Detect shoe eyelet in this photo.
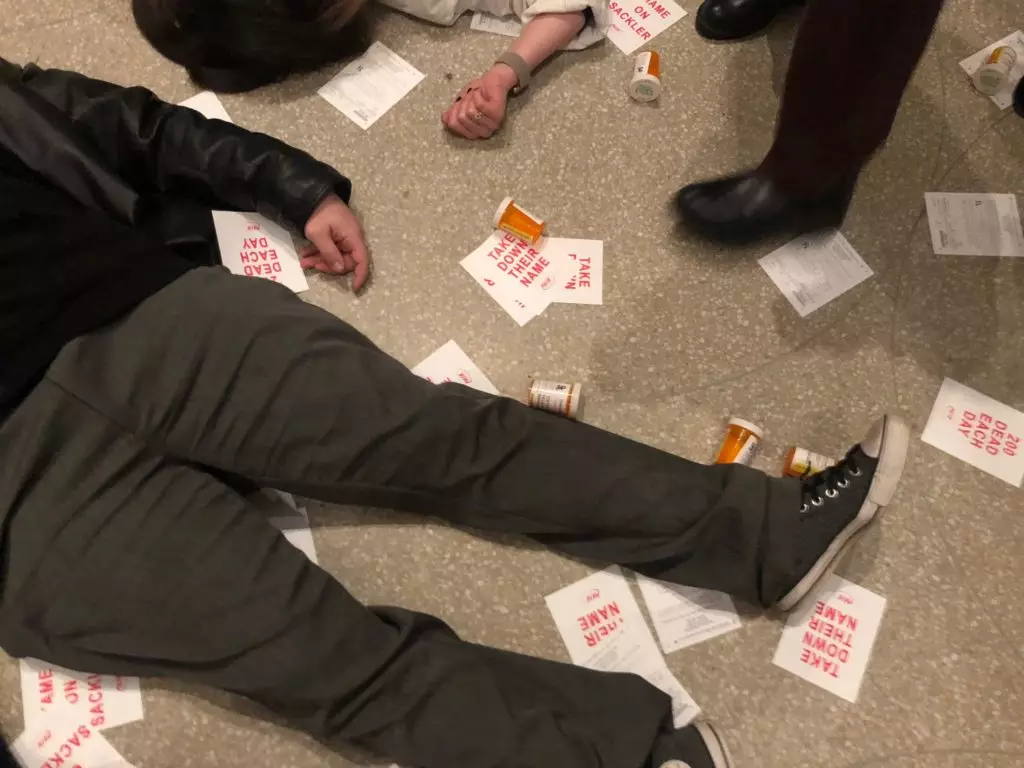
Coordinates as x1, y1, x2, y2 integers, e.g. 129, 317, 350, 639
825, 488, 838, 499
811, 496, 824, 507
837, 478, 850, 489
848, 466, 863, 477
800, 503, 809, 514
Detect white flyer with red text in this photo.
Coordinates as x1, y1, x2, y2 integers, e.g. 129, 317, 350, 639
13, 711, 131, 768
606, 0, 686, 55
921, 378, 1024, 486
772, 575, 886, 702
545, 567, 699, 726
19, 659, 144, 732
212, 211, 309, 293
413, 340, 500, 395
547, 239, 604, 306
461, 232, 568, 325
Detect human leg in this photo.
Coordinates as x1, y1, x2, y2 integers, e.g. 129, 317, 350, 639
45, 268, 907, 609
760, 0, 945, 196
0, 378, 691, 768
676, 0, 944, 243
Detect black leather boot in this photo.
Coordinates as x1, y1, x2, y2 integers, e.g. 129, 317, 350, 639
1014, 75, 1023, 117
695, 0, 804, 40
674, 170, 856, 245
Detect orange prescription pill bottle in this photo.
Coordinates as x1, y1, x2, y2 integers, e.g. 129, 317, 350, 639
528, 379, 583, 420
494, 197, 545, 245
974, 45, 1018, 95
782, 447, 836, 478
714, 418, 763, 465
629, 50, 662, 102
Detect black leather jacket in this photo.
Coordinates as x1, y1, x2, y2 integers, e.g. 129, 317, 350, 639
0, 57, 352, 266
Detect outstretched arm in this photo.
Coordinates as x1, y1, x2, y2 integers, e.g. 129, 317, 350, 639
6, 60, 350, 231
3, 59, 369, 289
443, 11, 586, 140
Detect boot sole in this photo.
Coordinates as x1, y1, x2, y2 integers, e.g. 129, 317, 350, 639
775, 415, 910, 612
694, 720, 734, 768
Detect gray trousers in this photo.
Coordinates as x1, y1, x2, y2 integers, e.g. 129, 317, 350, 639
0, 268, 800, 768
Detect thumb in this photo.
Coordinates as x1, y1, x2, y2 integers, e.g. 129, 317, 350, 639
308, 229, 346, 272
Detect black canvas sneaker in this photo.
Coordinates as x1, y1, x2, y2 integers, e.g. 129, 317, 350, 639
650, 721, 733, 768
776, 415, 910, 612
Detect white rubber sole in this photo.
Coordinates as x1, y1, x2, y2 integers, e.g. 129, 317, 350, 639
776, 415, 911, 613
694, 720, 734, 768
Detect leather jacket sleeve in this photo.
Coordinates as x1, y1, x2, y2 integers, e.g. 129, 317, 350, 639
8, 61, 352, 231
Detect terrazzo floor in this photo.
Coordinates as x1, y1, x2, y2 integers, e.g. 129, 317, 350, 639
1, 0, 1022, 766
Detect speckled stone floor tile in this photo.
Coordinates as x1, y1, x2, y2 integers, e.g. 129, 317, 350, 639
1, 0, 1023, 767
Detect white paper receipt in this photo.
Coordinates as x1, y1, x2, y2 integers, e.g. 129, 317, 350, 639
179, 91, 233, 123
413, 340, 500, 395
319, 42, 424, 130
212, 210, 309, 293
921, 378, 1024, 487
636, 576, 742, 653
924, 192, 1024, 257
959, 31, 1024, 110
759, 231, 873, 317
470, 13, 523, 37
20, 658, 144, 731
607, 0, 687, 55
772, 575, 886, 703
545, 566, 700, 727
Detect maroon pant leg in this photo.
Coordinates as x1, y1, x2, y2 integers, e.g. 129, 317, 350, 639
761, 0, 945, 197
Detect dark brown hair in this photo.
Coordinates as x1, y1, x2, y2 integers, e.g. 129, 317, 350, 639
132, 0, 373, 92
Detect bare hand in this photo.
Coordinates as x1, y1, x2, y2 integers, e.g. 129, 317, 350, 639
442, 68, 513, 140
302, 195, 371, 292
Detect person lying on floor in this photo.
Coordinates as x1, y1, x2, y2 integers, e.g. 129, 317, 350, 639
0, 57, 910, 768
131, 0, 607, 140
